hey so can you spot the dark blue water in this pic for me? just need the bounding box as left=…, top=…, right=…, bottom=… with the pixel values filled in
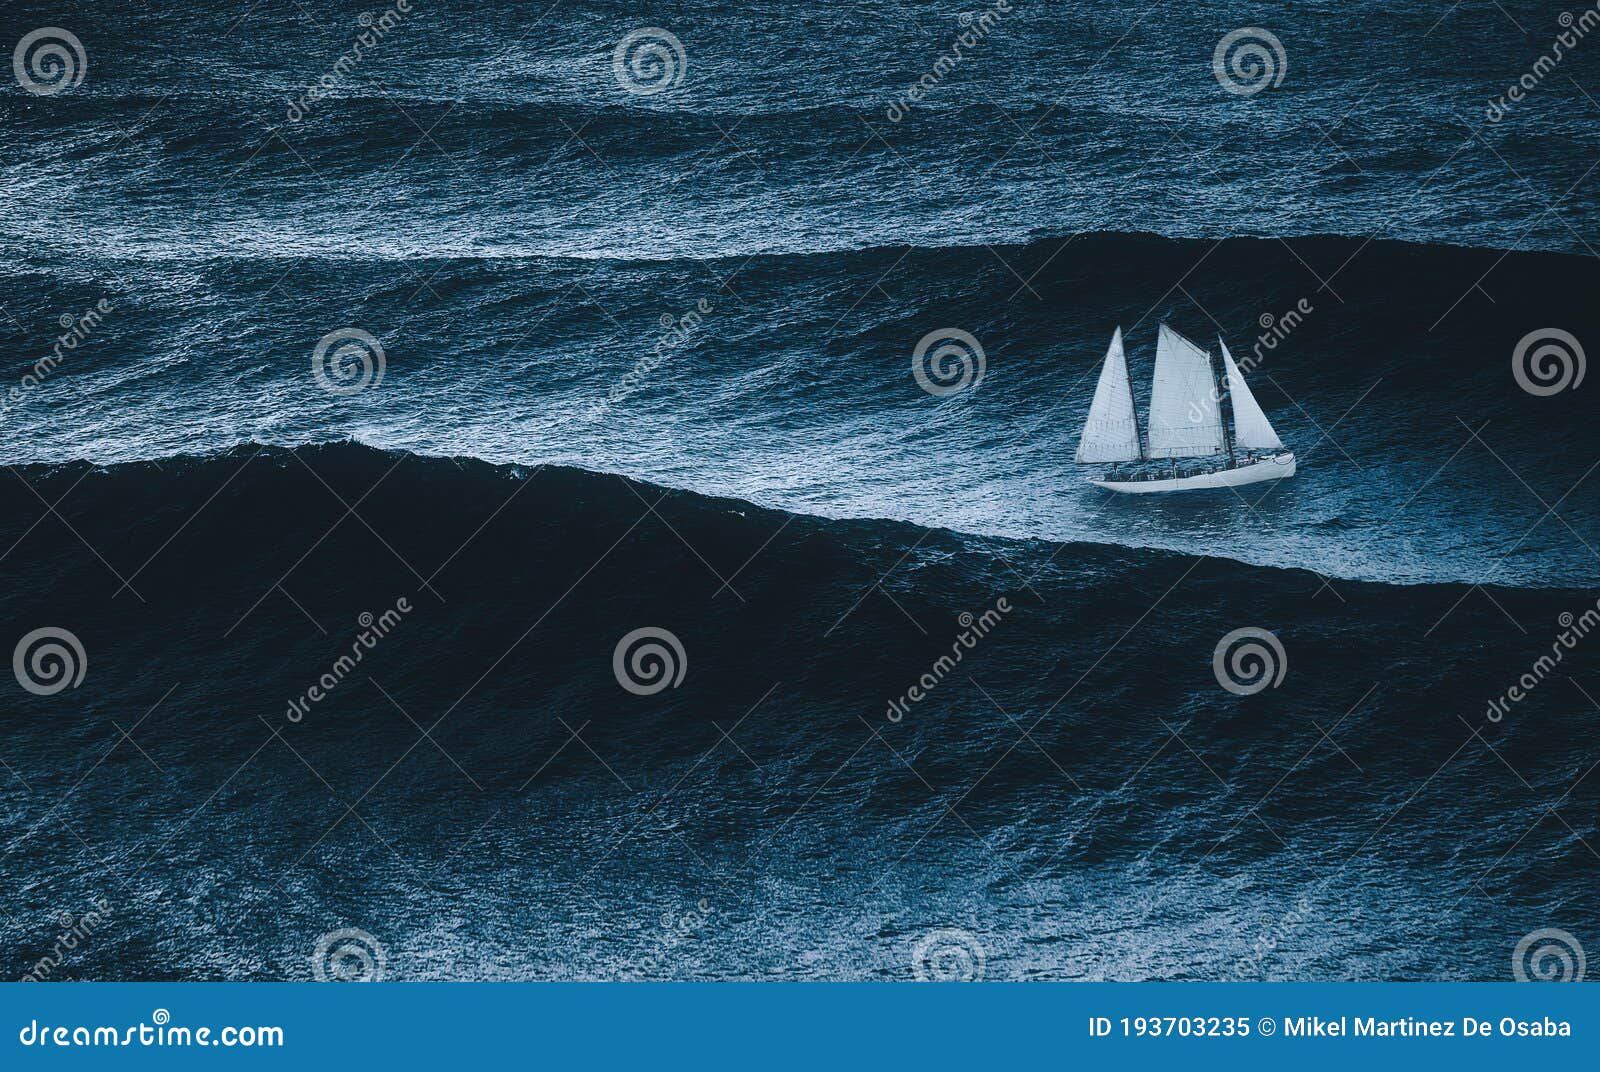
left=1, top=1, right=1597, bottom=980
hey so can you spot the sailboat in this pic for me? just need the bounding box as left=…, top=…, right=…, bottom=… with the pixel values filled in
left=1075, top=323, right=1295, bottom=493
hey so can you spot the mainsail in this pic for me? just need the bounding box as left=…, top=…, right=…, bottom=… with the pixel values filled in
left=1075, top=327, right=1143, bottom=463
left=1146, top=324, right=1225, bottom=459
left=1219, top=339, right=1284, bottom=451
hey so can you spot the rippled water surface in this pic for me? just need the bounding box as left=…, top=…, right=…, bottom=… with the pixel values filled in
left=1, top=0, right=1596, bottom=981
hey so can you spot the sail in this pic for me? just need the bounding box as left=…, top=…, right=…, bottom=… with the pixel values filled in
left=1146, top=324, right=1225, bottom=458
left=1075, top=328, right=1142, bottom=463
left=1220, top=340, right=1284, bottom=451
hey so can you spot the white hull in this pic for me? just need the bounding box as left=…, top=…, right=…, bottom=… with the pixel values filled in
left=1089, top=453, right=1296, bottom=494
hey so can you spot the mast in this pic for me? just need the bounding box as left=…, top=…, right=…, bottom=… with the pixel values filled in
left=1209, top=343, right=1235, bottom=468
left=1125, top=338, right=1146, bottom=461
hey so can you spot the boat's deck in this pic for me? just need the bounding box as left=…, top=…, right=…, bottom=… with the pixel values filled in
left=1095, top=453, right=1280, bottom=482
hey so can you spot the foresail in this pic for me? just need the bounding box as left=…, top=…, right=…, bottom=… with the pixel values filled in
left=1075, top=327, right=1142, bottom=463
left=1220, top=340, right=1284, bottom=451
left=1146, top=324, right=1225, bottom=458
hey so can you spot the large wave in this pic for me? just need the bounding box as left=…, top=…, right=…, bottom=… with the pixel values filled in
left=0, top=442, right=1594, bottom=979
left=2, top=233, right=1596, bottom=587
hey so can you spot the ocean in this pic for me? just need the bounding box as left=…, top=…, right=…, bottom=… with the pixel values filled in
left=1, top=0, right=1597, bottom=980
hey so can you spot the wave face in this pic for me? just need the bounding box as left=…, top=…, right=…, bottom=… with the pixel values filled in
left=0, top=445, right=1596, bottom=980
left=1, top=2, right=1598, bottom=258
left=3, top=234, right=1598, bottom=586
